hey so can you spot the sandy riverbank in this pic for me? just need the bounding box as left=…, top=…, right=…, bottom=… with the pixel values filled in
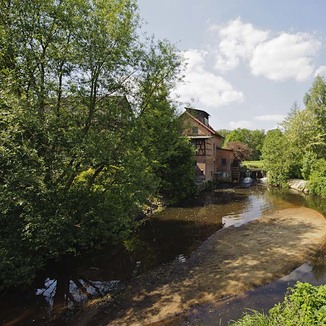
left=70, top=207, right=326, bottom=326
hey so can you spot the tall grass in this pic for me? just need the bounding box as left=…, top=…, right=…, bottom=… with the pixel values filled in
left=229, top=310, right=273, bottom=326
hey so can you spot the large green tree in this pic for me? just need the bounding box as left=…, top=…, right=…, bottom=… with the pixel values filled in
left=303, top=75, right=326, bottom=156
left=261, top=129, right=290, bottom=186
left=0, top=0, right=195, bottom=290
left=135, top=40, right=196, bottom=202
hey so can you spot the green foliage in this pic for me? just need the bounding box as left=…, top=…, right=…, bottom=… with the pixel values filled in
left=224, top=128, right=265, bottom=160
left=0, top=0, right=195, bottom=290
left=304, top=75, right=326, bottom=144
left=301, top=151, right=318, bottom=180
left=159, top=137, right=197, bottom=202
left=216, top=129, right=231, bottom=146
left=225, top=141, right=253, bottom=162
left=230, top=310, right=274, bottom=326
left=262, top=77, right=326, bottom=189
left=270, top=282, right=326, bottom=325
left=135, top=39, right=196, bottom=203
left=308, top=158, right=326, bottom=197
left=242, top=161, right=264, bottom=169
left=261, top=129, right=290, bottom=186
left=231, top=282, right=326, bottom=326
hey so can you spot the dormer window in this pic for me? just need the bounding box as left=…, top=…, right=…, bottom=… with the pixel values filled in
left=203, top=117, right=208, bottom=126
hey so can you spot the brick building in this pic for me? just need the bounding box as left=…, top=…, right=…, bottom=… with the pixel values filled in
left=181, top=108, right=238, bottom=183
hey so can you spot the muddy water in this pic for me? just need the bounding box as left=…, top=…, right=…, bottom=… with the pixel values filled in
left=0, top=186, right=325, bottom=325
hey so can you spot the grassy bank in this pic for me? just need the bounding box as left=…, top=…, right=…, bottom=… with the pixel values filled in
left=242, top=160, right=264, bottom=169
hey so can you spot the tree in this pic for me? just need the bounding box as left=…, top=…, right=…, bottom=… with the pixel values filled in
left=216, top=129, right=231, bottom=147
left=0, top=0, right=145, bottom=290
left=303, top=75, right=326, bottom=157
left=282, top=103, right=325, bottom=156
left=0, top=0, right=195, bottom=290
left=261, top=77, right=326, bottom=192
left=261, top=129, right=290, bottom=186
left=135, top=40, right=196, bottom=202
left=224, top=128, right=265, bottom=160
left=225, top=141, right=253, bottom=162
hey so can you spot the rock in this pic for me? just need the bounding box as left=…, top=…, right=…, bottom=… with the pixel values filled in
left=288, top=179, right=309, bottom=194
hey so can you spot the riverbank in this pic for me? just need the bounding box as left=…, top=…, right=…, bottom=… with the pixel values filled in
left=69, top=207, right=326, bottom=325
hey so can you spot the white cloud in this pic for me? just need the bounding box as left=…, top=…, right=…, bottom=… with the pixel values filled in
left=174, top=49, right=244, bottom=107
left=211, top=18, right=269, bottom=71
left=250, top=33, right=321, bottom=81
left=314, top=65, right=326, bottom=77
left=229, top=120, right=255, bottom=129
left=254, top=114, right=285, bottom=122
left=210, top=18, right=321, bottom=81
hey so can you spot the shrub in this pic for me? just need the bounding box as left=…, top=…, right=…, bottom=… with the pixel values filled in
left=308, top=158, right=326, bottom=197
left=301, top=151, right=318, bottom=180
left=270, top=282, right=326, bottom=325
left=231, top=282, right=326, bottom=326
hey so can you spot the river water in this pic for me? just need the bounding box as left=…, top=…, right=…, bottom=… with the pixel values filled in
left=1, top=185, right=326, bottom=325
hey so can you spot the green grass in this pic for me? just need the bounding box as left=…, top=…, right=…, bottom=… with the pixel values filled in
left=242, top=160, right=264, bottom=169
left=229, top=310, right=272, bottom=325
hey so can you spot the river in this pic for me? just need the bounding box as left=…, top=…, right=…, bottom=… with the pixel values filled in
left=1, top=185, right=326, bottom=325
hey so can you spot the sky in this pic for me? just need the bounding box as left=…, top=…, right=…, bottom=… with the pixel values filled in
left=137, top=0, right=326, bottom=131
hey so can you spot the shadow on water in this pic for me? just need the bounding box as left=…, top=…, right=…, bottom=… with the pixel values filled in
left=0, top=186, right=325, bottom=325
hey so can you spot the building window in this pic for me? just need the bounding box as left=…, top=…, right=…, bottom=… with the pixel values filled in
left=221, top=158, right=227, bottom=166
left=192, top=127, right=198, bottom=135
left=191, top=139, right=206, bottom=155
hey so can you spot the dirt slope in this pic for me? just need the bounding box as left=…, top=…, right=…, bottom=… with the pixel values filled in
left=71, top=207, right=326, bottom=326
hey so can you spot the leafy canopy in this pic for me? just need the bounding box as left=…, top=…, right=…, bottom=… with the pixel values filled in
left=0, top=0, right=195, bottom=290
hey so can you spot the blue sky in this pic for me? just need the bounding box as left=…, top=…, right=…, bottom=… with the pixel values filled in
left=138, top=0, right=326, bottom=131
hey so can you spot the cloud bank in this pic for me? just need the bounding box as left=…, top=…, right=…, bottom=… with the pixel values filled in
left=173, top=17, right=323, bottom=123
left=211, top=18, right=321, bottom=81
left=173, top=49, right=244, bottom=108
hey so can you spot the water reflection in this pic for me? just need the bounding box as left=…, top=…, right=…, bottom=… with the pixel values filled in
left=1, top=186, right=325, bottom=325
left=36, top=278, right=123, bottom=309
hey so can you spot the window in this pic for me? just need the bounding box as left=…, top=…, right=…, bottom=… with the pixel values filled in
left=221, top=158, right=227, bottom=166
left=192, top=127, right=198, bottom=135
left=191, top=139, right=205, bottom=155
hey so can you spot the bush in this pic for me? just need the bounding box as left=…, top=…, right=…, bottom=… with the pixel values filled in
left=301, top=151, right=318, bottom=180
left=230, top=282, right=326, bottom=326
left=270, top=282, right=326, bottom=325
left=308, top=158, right=326, bottom=197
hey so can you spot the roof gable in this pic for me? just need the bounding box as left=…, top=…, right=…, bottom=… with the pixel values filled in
left=181, top=111, right=224, bottom=139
